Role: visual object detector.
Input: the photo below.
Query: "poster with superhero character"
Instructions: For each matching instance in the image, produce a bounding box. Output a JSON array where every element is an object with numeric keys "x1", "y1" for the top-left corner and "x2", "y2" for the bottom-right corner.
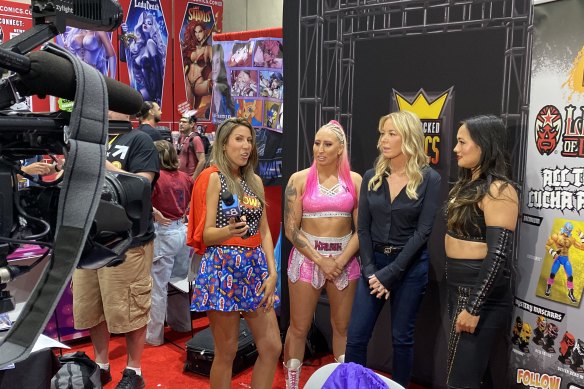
[
  {"x1": 263, "y1": 101, "x2": 282, "y2": 131},
  {"x1": 234, "y1": 98, "x2": 263, "y2": 127},
  {"x1": 56, "y1": 28, "x2": 117, "y2": 79},
  {"x1": 536, "y1": 219, "x2": 584, "y2": 307},
  {"x1": 119, "y1": 0, "x2": 168, "y2": 107},
  {"x1": 259, "y1": 71, "x2": 283, "y2": 99},
  {"x1": 178, "y1": 2, "x2": 216, "y2": 120}
]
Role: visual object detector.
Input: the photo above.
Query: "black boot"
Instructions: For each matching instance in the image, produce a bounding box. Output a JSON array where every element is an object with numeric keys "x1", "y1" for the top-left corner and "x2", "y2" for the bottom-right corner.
[
  {"x1": 568, "y1": 289, "x2": 577, "y2": 304},
  {"x1": 545, "y1": 284, "x2": 552, "y2": 296}
]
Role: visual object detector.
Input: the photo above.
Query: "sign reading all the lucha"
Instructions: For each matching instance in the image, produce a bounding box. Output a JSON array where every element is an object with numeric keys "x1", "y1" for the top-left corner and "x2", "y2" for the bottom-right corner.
[{"x1": 511, "y1": 0, "x2": 584, "y2": 387}]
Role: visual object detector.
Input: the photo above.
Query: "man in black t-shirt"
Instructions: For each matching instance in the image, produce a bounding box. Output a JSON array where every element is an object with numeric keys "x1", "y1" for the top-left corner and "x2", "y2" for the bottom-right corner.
[
  {"x1": 72, "y1": 112, "x2": 159, "y2": 389},
  {"x1": 135, "y1": 101, "x2": 163, "y2": 141}
]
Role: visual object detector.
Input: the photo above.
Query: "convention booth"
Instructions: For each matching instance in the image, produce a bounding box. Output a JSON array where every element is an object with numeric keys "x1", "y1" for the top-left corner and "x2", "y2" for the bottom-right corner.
[{"x1": 280, "y1": 0, "x2": 582, "y2": 388}]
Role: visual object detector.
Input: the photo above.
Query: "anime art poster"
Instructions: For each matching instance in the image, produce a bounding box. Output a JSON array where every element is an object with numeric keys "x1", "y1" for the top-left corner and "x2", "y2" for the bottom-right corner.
[
  {"x1": 213, "y1": 37, "x2": 284, "y2": 185},
  {"x1": 511, "y1": 1, "x2": 584, "y2": 388},
  {"x1": 56, "y1": 28, "x2": 117, "y2": 79},
  {"x1": 0, "y1": 1, "x2": 49, "y2": 112},
  {"x1": 119, "y1": 0, "x2": 169, "y2": 108}
]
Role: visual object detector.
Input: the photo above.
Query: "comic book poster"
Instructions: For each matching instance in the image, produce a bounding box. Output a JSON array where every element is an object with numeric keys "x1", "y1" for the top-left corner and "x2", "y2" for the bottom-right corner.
[
  {"x1": 119, "y1": 0, "x2": 168, "y2": 107},
  {"x1": 55, "y1": 28, "x2": 117, "y2": 79},
  {"x1": 173, "y1": 0, "x2": 223, "y2": 126},
  {"x1": 213, "y1": 37, "x2": 284, "y2": 185},
  {"x1": 511, "y1": 1, "x2": 584, "y2": 387},
  {"x1": 178, "y1": 2, "x2": 216, "y2": 121}
]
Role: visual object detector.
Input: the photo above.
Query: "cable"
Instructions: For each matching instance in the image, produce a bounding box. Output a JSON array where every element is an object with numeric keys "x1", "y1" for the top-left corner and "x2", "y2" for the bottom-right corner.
[{"x1": 0, "y1": 235, "x2": 53, "y2": 248}]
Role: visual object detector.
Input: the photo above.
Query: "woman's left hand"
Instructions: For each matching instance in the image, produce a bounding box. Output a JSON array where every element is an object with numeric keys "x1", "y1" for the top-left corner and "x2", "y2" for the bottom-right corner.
[
  {"x1": 258, "y1": 273, "x2": 278, "y2": 312},
  {"x1": 368, "y1": 275, "x2": 390, "y2": 300},
  {"x1": 455, "y1": 309, "x2": 480, "y2": 334}
]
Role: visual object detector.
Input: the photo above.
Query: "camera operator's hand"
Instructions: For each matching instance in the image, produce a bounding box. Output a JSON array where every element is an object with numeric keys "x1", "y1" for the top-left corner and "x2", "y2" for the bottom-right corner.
[{"x1": 21, "y1": 162, "x2": 56, "y2": 176}]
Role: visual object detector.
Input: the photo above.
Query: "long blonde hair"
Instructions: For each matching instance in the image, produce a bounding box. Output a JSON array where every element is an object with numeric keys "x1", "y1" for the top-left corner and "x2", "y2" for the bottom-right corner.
[
  {"x1": 368, "y1": 111, "x2": 428, "y2": 199},
  {"x1": 212, "y1": 117, "x2": 265, "y2": 205}
]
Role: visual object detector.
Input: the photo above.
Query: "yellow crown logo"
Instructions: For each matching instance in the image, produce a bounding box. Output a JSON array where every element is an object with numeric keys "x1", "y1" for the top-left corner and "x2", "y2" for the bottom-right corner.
[{"x1": 394, "y1": 89, "x2": 450, "y2": 120}]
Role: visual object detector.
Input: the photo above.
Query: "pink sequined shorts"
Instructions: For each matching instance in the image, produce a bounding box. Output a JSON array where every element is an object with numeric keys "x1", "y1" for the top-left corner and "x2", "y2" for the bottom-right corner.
[{"x1": 288, "y1": 231, "x2": 361, "y2": 290}]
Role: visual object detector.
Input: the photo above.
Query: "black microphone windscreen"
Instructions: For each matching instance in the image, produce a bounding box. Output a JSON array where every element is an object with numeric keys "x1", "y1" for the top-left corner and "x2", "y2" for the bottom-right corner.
[
  {"x1": 221, "y1": 191, "x2": 235, "y2": 206},
  {"x1": 21, "y1": 51, "x2": 143, "y2": 115}
]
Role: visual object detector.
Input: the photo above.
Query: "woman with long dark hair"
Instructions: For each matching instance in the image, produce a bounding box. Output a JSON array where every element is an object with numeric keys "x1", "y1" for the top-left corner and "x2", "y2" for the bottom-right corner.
[
  {"x1": 445, "y1": 115, "x2": 518, "y2": 388},
  {"x1": 188, "y1": 118, "x2": 281, "y2": 389}
]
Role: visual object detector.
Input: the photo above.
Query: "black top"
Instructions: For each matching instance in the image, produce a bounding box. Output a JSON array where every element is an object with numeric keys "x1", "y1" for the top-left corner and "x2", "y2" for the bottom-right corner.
[
  {"x1": 137, "y1": 123, "x2": 163, "y2": 141},
  {"x1": 107, "y1": 129, "x2": 160, "y2": 247},
  {"x1": 358, "y1": 166, "x2": 441, "y2": 288},
  {"x1": 446, "y1": 183, "x2": 487, "y2": 242}
]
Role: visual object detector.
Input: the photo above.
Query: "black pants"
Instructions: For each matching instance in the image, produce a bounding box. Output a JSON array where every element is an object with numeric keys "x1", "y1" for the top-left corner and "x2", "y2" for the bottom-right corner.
[{"x1": 446, "y1": 257, "x2": 512, "y2": 389}]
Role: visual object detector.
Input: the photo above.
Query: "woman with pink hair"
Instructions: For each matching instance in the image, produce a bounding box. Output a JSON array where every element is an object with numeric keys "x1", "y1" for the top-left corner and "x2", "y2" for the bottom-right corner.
[{"x1": 283, "y1": 120, "x2": 362, "y2": 389}]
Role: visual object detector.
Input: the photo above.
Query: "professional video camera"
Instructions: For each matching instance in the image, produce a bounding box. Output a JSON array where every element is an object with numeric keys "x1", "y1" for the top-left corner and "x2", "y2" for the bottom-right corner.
[{"x1": 0, "y1": 0, "x2": 149, "y2": 366}]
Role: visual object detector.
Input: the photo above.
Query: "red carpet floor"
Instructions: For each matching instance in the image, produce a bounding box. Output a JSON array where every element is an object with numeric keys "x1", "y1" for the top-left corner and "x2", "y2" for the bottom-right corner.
[{"x1": 63, "y1": 316, "x2": 427, "y2": 388}]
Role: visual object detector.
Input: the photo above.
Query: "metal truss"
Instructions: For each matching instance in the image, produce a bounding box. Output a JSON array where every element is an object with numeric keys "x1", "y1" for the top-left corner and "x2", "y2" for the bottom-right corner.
[{"x1": 296, "y1": 0, "x2": 533, "y2": 183}]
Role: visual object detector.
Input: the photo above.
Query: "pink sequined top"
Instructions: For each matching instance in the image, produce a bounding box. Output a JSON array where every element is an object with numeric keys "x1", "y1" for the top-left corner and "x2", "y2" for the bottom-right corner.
[{"x1": 302, "y1": 176, "x2": 355, "y2": 218}]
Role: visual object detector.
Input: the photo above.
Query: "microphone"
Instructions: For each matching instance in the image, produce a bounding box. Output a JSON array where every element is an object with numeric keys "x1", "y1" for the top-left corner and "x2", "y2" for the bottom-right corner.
[
  {"x1": 15, "y1": 50, "x2": 143, "y2": 115},
  {"x1": 220, "y1": 191, "x2": 250, "y2": 239}
]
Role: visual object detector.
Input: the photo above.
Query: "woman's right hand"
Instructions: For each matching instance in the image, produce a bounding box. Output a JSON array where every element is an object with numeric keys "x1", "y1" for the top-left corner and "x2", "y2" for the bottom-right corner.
[
  {"x1": 227, "y1": 217, "x2": 249, "y2": 238},
  {"x1": 318, "y1": 256, "x2": 342, "y2": 280}
]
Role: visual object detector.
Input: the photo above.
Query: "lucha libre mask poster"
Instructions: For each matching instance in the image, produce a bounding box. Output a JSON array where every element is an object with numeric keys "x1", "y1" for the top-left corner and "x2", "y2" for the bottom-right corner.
[
  {"x1": 212, "y1": 37, "x2": 284, "y2": 185},
  {"x1": 512, "y1": 0, "x2": 584, "y2": 387}
]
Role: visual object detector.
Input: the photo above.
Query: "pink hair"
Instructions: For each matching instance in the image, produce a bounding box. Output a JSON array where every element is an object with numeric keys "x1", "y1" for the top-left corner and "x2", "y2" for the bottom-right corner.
[{"x1": 302, "y1": 120, "x2": 357, "y2": 207}]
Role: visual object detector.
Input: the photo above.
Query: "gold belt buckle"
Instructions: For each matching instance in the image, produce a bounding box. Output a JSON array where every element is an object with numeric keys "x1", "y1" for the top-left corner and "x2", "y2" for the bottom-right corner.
[{"x1": 383, "y1": 246, "x2": 394, "y2": 255}]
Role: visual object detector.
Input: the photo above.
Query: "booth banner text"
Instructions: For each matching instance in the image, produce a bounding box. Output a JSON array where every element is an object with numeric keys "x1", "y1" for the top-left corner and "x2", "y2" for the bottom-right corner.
[
  {"x1": 212, "y1": 37, "x2": 284, "y2": 185},
  {"x1": 512, "y1": 0, "x2": 584, "y2": 387}
]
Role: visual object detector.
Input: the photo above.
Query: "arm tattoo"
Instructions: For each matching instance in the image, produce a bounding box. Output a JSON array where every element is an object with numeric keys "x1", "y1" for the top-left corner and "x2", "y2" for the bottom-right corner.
[{"x1": 284, "y1": 180, "x2": 308, "y2": 249}]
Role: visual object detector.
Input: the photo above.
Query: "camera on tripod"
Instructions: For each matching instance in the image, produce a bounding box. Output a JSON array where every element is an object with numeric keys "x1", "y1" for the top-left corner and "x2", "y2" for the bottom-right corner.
[{"x1": 0, "y1": 0, "x2": 149, "y2": 316}]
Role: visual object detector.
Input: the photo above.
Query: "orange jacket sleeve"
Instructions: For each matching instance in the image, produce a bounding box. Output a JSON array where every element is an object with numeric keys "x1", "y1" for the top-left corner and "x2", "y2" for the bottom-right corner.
[{"x1": 187, "y1": 165, "x2": 219, "y2": 254}]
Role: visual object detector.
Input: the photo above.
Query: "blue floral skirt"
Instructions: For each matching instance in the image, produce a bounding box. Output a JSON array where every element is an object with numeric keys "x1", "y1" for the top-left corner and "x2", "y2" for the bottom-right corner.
[{"x1": 191, "y1": 245, "x2": 269, "y2": 312}]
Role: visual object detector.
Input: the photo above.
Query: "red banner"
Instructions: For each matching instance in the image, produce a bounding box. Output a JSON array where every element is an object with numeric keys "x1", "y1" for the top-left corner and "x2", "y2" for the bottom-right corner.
[{"x1": 0, "y1": 0, "x2": 50, "y2": 111}]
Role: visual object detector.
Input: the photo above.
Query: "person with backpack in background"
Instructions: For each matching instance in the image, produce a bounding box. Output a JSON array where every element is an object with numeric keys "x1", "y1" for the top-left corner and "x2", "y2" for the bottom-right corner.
[{"x1": 177, "y1": 114, "x2": 207, "y2": 180}]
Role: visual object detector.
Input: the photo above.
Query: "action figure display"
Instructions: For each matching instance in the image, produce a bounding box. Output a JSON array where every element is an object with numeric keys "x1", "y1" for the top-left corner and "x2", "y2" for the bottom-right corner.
[
  {"x1": 545, "y1": 222, "x2": 584, "y2": 304},
  {"x1": 532, "y1": 315, "x2": 546, "y2": 346},
  {"x1": 571, "y1": 339, "x2": 584, "y2": 373},
  {"x1": 517, "y1": 322, "x2": 532, "y2": 353},
  {"x1": 558, "y1": 331, "x2": 576, "y2": 365},
  {"x1": 542, "y1": 322, "x2": 559, "y2": 353},
  {"x1": 511, "y1": 316, "x2": 523, "y2": 345}
]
